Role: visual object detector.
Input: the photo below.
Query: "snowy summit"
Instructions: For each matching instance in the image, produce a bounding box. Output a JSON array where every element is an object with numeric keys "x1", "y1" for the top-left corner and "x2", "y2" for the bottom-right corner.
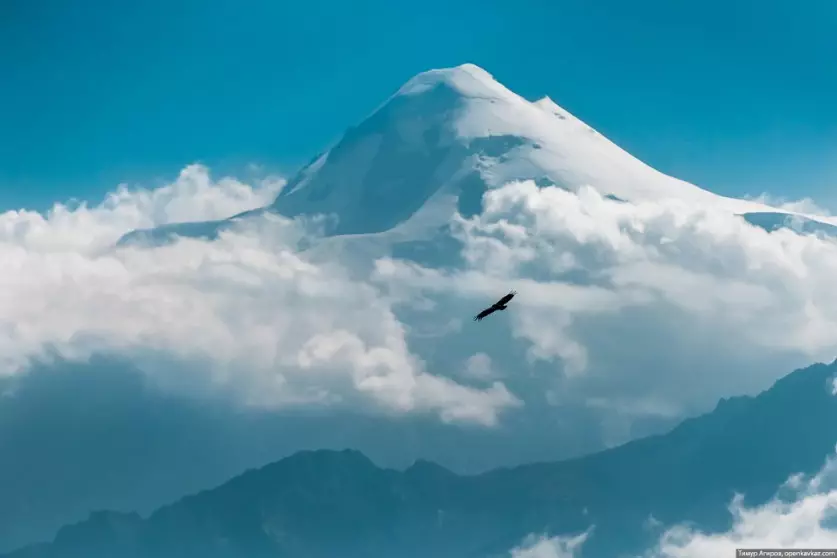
[
  {"x1": 270, "y1": 63, "x2": 836, "y2": 235},
  {"x1": 121, "y1": 63, "x2": 837, "y2": 245}
]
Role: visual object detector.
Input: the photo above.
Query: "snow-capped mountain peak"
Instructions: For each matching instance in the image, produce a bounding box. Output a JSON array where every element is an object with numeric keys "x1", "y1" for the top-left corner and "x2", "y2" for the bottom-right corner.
[
  {"x1": 268, "y1": 63, "x2": 836, "y2": 238},
  {"x1": 394, "y1": 62, "x2": 508, "y2": 100},
  {"x1": 119, "y1": 63, "x2": 837, "y2": 246}
]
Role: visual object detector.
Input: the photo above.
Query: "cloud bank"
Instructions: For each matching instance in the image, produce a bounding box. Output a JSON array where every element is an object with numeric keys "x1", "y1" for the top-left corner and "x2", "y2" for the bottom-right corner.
[
  {"x1": 5, "y1": 167, "x2": 837, "y2": 436},
  {"x1": 375, "y1": 180, "x2": 837, "y2": 426},
  {"x1": 0, "y1": 165, "x2": 518, "y2": 427}
]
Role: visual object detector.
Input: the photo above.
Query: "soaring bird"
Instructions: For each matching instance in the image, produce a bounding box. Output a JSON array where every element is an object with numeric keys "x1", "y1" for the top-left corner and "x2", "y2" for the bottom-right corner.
[{"x1": 473, "y1": 290, "x2": 517, "y2": 321}]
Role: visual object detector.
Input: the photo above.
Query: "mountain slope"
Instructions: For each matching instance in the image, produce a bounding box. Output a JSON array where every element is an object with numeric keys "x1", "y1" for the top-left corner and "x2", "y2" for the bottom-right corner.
[
  {"x1": 118, "y1": 63, "x2": 837, "y2": 246},
  {"x1": 273, "y1": 64, "x2": 771, "y2": 231},
  {"x1": 8, "y1": 360, "x2": 837, "y2": 558}
]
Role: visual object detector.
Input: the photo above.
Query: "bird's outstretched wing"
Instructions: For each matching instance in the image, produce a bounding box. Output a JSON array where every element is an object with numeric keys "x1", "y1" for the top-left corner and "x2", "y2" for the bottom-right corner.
[
  {"x1": 495, "y1": 290, "x2": 517, "y2": 306},
  {"x1": 473, "y1": 306, "x2": 497, "y2": 321}
]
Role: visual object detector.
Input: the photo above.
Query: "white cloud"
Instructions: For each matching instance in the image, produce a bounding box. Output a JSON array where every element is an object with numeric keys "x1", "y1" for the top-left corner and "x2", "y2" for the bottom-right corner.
[
  {"x1": 371, "y1": 179, "x2": 837, "y2": 429},
  {"x1": 745, "y1": 193, "x2": 834, "y2": 218},
  {"x1": 0, "y1": 165, "x2": 519, "y2": 427},
  {"x1": 1, "y1": 164, "x2": 285, "y2": 254},
  {"x1": 462, "y1": 352, "x2": 497, "y2": 381},
  {"x1": 645, "y1": 448, "x2": 837, "y2": 558},
  {"x1": 7, "y1": 167, "x2": 837, "y2": 442},
  {"x1": 509, "y1": 530, "x2": 592, "y2": 558}
]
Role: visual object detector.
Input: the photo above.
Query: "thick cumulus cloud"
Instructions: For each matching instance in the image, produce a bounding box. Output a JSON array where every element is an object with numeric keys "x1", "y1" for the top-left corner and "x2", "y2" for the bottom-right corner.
[
  {"x1": 7, "y1": 168, "x2": 837, "y2": 436},
  {"x1": 1, "y1": 164, "x2": 286, "y2": 253},
  {"x1": 375, "y1": 180, "x2": 837, "y2": 429},
  {"x1": 0, "y1": 165, "x2": 518, "y2": 427}
]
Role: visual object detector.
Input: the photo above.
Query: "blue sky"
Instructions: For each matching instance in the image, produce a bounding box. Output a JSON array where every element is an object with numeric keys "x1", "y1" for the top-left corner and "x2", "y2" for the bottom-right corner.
[{"x1": 2, "y1": 0, "x2": 835, "y2": 212}]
